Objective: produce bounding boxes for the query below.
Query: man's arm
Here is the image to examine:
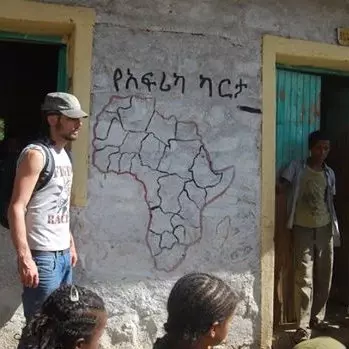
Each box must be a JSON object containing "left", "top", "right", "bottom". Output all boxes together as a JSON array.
[
  {"left": 70, "top": 232, "right": 78, "bottom": 267},
  {"left": 8, "top": 149, "right": 44, "bottom": 288}
]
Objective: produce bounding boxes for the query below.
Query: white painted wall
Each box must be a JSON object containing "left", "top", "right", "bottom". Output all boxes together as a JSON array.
[{"left": 0, "top": 0, "right": 348, "bottom": 348}]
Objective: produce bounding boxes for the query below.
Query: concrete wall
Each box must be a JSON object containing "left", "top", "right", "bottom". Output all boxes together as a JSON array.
[{"left": 0, "top": 0, "right": 349, "bottom": 348}]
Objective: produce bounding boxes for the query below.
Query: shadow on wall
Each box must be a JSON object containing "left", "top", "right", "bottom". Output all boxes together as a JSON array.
[
  {"left": 68, "top": 93, "right": 261, "bottom": 347},
  {"left": 0, "top": 227, "right": 22, "bottom": 327},
  {"left": 70, "top": 203, "right": 261, "bottom": 349},
  {"left": 0, "top": 208, "right": 261, "bottom": 349}
]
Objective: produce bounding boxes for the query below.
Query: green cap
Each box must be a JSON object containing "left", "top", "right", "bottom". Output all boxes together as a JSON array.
[{"left": 41, "top": 92, "right": 88, "bottom": 119}]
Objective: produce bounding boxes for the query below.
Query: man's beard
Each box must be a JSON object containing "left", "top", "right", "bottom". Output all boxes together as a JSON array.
[
  {"left": 56, "top": 121, "right": 78, "bottom": 141},
  {"left": 62, "top": 133, "right": 77, "bottom": 141}
]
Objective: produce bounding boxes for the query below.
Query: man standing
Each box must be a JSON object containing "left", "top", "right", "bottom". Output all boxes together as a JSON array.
[
  {"left": 278, "top": 131, "right": 339, "bottom": 343},
  {"left": 8, "top": 92, "right": 87, "bottom": 323}
]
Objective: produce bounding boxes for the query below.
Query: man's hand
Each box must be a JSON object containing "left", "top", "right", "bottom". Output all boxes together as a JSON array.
[
  {"left": 70, "top": 244, "right": 78, "bottom": 267},
  {"left": 18, "top": 257, "right": 39, "bottom": 288}
]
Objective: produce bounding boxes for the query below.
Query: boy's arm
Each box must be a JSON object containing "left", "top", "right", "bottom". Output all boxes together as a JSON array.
[
  {"left": 276, "top": 161, "right": 296, "bottom": 193},
  {"left": 8, "top": 149, "right": 44, "bottom": 288}
]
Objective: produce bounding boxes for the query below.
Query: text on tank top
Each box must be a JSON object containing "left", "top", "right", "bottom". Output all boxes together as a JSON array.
[{"left": 20, "top": 144, "right": 73, "bottom": 251}]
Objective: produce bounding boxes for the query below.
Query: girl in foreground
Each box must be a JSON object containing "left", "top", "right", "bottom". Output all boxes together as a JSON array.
[
  {"left": 154, "top": 272, "right": 237, "bottom": 349},
  {"left": 20, "top": 284, "right": 107, "bottom": 349}
]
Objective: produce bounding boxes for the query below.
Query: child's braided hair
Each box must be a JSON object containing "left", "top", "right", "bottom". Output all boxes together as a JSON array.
[
  {"left": 153, "top": 272, "right": 237, "bottom": 349},
  {"left": 20, "top": 284, "right": 106, "bottom": 349}
]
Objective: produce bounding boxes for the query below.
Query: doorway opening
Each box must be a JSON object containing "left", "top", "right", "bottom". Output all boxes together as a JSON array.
[
  {"left": 273, "top": 66, "right": 349, "bottom": 348},
  {"left": 0, "top": 33, "right": 67, "bottom": 165}
]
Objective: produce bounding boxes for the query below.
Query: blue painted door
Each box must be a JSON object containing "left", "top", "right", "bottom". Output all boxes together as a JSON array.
[
  {"left": 274, "top": 68, "right": 321, "bottom": 325},
  {"left": 276, "top": 69, "right": 321, "bottom": 171}
]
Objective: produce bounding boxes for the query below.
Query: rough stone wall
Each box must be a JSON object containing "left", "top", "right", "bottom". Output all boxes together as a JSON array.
[{"left": 0, "top": 0, "right": 349, "bottom": 348}]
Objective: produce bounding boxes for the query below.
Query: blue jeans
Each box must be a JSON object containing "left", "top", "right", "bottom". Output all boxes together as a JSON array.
[{"left": 22, "top": 250, "right": 72, "bottom": 322}]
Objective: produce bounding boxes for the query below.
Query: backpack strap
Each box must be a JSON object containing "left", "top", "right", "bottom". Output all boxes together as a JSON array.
[
  {"left": 65, "top": 147, "right": 73, "bottom": 165},
  {"left": 32, "top": 141, "right": 55, "bottom": 192}
]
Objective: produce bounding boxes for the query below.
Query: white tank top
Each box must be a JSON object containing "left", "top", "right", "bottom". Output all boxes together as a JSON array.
[{"left": 18, "top": 144, "right": 73, "bottom": 251}]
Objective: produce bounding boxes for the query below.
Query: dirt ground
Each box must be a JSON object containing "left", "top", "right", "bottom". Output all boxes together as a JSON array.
[{"left": 273, "top": 301, "right": 349, "bottom": 348}]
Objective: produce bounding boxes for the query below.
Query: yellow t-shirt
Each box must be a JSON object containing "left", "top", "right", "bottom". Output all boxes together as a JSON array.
[
  {"left": 294, "top": 166, "right": 330, "bottom": 228},
  {"left": 293, "top": 337, "right": 346, "bottom": 349}
]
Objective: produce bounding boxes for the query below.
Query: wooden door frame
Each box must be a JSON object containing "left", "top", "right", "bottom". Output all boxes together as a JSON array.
[
  {"left": 0, "top": 31, "right": 68, "bottom": 91},
  {"left": 261, "top": 35, "right": 349, "bottom": 348},
  {"left": 0, "top": 0, "right": 95, "bottom": 206}
]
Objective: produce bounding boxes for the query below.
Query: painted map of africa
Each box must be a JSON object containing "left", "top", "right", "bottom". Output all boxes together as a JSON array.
[{"left": 92, "top": 95, "right": 235, "bottom": 271}]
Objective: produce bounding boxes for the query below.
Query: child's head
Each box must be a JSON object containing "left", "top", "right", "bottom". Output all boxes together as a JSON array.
[
  {"left": 308, "top": 130, "right": 330, "bottom": 162},
  {"left": 154, "top": 272, "right": 237, "bottom": 349},
  {"left": 21, "top": 284, "right": 107, "bottom": 349}
]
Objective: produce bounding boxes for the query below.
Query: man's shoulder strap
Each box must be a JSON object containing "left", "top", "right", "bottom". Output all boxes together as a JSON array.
[
  {"left": 65, "top": 147, "right": 73, "bottom": 164},
  {"left": 31, "top": 140, "right": 55, "bottom": 191}
]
